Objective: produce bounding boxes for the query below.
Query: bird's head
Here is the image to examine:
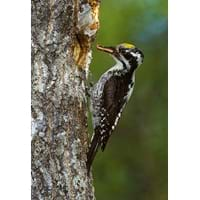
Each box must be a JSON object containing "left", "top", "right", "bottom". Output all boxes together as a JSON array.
[{"left": 97, "top": 43, "right": 144, "bottom": 69}]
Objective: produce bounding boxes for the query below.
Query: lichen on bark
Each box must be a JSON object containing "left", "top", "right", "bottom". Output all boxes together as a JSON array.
[{"left": 31, "top": 0, "right": 100, "bottom": 199}]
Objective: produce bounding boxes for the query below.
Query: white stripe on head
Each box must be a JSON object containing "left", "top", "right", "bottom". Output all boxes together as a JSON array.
[{"left": 130, "top": 52, "right": 143, "bottom": 66}]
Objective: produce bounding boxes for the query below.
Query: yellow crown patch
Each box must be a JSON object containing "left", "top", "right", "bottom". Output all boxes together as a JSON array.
[{"left": 122, "top": 43, "right": 135, "bottom": 49}]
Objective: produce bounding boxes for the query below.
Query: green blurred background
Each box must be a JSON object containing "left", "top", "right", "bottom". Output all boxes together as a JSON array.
[{"left": 89, "top": 0, "right": 167, "bottom": 199}]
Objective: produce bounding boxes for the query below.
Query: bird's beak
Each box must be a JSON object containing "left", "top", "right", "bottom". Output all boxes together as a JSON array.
[{"left": 96, "top": 44, "right": 115, "bottom": 54}]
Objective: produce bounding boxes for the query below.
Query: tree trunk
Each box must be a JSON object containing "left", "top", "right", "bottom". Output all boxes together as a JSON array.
[{"left": 31, "top": 0, "right": 100, "bottom": 199}]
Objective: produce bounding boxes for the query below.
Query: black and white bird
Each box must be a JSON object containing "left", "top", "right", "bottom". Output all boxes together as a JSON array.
[{"left": 87, "top": 43, "right": 144, "bottom": 172}]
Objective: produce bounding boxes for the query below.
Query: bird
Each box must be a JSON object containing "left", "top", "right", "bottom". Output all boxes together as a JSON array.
[{"left": 87, "top": 43, "right": 144, "bottom": 173}]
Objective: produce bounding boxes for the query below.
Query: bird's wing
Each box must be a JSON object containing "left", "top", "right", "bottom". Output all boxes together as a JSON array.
[
  {"left": 100, "top": 74, "right": 133, "bottom": 150},
  {"left": 87, "top": 73, "right": 134, "bottom": 170}
]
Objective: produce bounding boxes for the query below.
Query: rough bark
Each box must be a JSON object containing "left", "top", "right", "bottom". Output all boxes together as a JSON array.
[{"left": 31, "top": 0, "right": 100, "bottom": 199}]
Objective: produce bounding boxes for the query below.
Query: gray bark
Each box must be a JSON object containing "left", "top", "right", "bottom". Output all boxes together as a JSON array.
[{"left": 31, "top": 0, "right": 100, "bottom": 199}]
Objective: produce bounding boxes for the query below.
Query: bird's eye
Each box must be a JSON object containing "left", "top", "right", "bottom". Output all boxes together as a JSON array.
[
  {"left": 119, "top": 47, "right": 128, "bottom": 54},
  {"left": 123, "top": 52, "right": 133, "bottom": 61}
]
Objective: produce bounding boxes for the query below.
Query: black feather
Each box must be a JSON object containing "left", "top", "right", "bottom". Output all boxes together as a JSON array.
[
  {"left": 86, "top": 127, "right": 101, "bottom": 174},
  {"left": 100, "top": 72, "right": 133, "bottom": 150}
]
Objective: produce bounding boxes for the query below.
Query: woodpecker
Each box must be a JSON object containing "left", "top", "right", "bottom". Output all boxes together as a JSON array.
[{"left": 87, "top": 43, "right": 144, "bottom": 172}]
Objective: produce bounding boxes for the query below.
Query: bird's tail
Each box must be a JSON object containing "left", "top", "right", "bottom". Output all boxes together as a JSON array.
[{"left": 86, "top": 130, "right": 100, "bottom": 174}]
